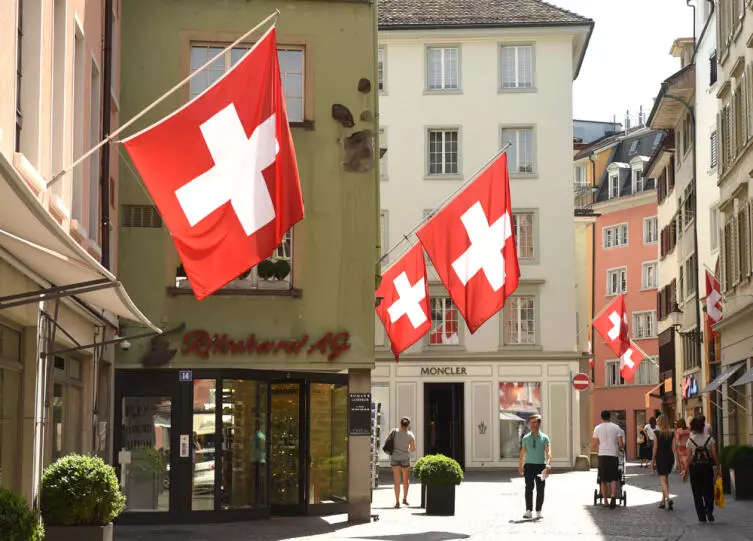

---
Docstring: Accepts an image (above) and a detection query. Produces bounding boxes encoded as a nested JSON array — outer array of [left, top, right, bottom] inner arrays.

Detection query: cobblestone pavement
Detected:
[[115, 462, 753, 541]]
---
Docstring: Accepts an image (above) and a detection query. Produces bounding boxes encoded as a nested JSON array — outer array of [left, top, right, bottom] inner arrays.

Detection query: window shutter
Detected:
[[720, 107, 727, 174], [740, 205, 751, 280], [720, 219, 728, 292], [748, 64, 753, 139], [742, 78, 749, 145], [732, 216, 741, 286]]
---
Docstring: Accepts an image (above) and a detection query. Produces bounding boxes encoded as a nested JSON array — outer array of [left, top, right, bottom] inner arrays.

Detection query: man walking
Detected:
[[592, 410, 624, 509], [518, 414, 551, 519]]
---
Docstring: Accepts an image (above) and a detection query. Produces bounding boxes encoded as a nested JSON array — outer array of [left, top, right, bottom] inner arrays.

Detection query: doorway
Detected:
[[424, 383, 464, 467]]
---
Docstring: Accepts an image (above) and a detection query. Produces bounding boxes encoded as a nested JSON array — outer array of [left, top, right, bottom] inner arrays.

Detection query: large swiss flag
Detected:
[[416, 154, 520, 333], [375, 244, 431, 361], [123, 28, 303, 300], [592, 294, 630, 356]]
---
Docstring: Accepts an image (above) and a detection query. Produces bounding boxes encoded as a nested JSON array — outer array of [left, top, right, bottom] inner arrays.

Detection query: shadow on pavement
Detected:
[[348, 533, 469, 541]]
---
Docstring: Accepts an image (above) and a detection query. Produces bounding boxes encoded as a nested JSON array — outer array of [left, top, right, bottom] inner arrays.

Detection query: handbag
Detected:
[[714, 477, 726, 508], [637, 432, 645, 445], [382, 429, 396, 455]]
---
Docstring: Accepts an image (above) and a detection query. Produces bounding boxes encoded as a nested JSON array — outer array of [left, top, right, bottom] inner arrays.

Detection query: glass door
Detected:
[[269, 382, 306, 514]]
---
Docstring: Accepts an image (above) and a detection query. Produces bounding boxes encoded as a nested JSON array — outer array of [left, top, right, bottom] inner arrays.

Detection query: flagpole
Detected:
[[376, 142, 512, 267], [626, 339, 659, 367], [46, 10, 281, 188]]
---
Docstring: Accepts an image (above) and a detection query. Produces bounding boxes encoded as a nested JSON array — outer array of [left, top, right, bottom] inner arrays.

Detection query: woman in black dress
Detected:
[[651, 415, 677, 509]]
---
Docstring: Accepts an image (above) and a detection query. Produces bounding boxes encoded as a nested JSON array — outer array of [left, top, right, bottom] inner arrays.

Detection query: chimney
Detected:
[[625, 109, 631, 131], [639, 105, 645, 127]]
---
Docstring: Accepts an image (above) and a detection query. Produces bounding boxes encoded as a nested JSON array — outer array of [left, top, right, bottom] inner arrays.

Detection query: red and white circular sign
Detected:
[[572, 373, 590, 391]]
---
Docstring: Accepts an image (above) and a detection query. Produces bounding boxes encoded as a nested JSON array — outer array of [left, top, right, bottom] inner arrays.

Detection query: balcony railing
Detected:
[[573, 183, 597, 215]]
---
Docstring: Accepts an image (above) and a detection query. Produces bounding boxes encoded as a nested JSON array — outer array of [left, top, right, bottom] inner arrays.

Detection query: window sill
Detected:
[[510, 173, 538, 180], [632, 336, 657, 341], [498, 86, 537, 94], [498, 344, 542, 351], [290, 120, 315, 131], [423, 344, 465, 351], [378, 89, 388, 96], [518, 258, 538, 266], [423, 89, 463, 95], [167, 286, 302, 298], [643, 241, 658, 246], [425, 174, 463, 181], [640, 287, 658, 292]]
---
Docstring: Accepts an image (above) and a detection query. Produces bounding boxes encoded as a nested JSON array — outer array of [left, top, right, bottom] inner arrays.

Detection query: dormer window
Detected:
[[609, 175, 619, 199], [633, 169, 645, 193]]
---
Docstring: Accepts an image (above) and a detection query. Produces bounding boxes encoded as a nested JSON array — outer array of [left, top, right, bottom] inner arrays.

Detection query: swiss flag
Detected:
[[593, 294, 629, 356], [705, 269, 723, 338], [416, 154, 520, 333], [375, 245, 431, 361], [123, 28, 303, 300], [620, 343, 644, 381]]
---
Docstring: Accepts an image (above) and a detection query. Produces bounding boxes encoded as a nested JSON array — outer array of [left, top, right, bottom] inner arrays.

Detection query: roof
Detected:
[[646, 64, 695, 129], [378, 0, 592, 29]]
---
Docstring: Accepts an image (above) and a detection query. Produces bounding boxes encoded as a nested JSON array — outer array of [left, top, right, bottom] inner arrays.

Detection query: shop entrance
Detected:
[[114, 369, 348, 524], [424, 382, 464, 467]]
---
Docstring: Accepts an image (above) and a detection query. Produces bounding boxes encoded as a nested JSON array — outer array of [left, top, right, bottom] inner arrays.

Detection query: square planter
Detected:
[[722, 466, 732, 495], [45, 523, 113, 541], [730, 468, 753, 500], [426, 484, 456, 516], [420, 483, 427, 508]]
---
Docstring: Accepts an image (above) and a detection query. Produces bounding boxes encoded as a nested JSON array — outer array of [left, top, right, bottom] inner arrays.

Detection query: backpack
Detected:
[[689, 436, 712, 467]]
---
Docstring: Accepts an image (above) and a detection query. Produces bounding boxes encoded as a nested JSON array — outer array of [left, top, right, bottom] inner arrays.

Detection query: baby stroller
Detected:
[[594, 449, 627, 507]]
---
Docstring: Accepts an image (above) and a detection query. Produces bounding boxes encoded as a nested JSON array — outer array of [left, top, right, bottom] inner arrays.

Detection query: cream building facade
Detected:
[[375, 0, 592, 469]]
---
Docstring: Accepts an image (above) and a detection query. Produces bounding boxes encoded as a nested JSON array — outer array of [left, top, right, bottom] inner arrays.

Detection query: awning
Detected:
[[0, 152, 158, 331], [499, 411, 526, 422], [698, 362, 746, 394], [732, 367, 753, 388]]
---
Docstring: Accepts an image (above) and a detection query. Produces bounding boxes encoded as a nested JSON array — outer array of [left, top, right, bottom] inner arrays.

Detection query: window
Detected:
[[89, 60, 102, 241], [499, 382, 542, 458], [427, 47, 459, 91], [14, 0, 22, 152], [428, 298, 460, 345], [573, 164, 587, 189], [632, 311, 656, 339], [377, 48, 385, 92], [380, 210, 388, 263], [603, 223, 628, 249], [50, 0, 66, 197], [682, 185, 695, 227], [608, 175, 619, 199], [379, 127, 388, 180], [190, 44, 305, 122], [685, 254, 698, 300], [632, 169, 645, 192], [710, 130, 718, 168], [72, 24, 85, 223], [51, 356, 84, 461], [503, 296, 536, 345], [500, 45, 533, 89], [710, 206, 720, 251], [682, 113, 692, 155], [513, 213, 535, 260], [678, 266, 685, 303], [605, 358, 659, 386], [643, 217, 658, 244], [502, 127, 534, 174], [710, 50, 718, 86], [0, 324, 21, 490], [607, 267, 627, 296], [683, 333, 701, 371], [642, 261, 658, 289], [428, 129, 459, 175]]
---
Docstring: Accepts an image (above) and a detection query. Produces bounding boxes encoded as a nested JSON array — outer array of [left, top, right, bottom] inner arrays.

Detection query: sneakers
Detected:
[[523, 511, 532, 519], [535, 511, 543, 519]]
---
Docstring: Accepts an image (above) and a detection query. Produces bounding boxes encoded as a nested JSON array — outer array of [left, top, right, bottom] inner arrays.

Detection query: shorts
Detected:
[[598, 455, 619, 483], [391, 458, 410, 468]]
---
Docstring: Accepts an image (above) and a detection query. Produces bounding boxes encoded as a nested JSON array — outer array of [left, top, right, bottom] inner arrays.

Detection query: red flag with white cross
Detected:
[[705, 269, 723, 338], [592, 294, 630, 357], [619, 343, 644, 381], [416, 153, 520, 333], [375, 244, 431, 361], [123, 28, 303, 300]]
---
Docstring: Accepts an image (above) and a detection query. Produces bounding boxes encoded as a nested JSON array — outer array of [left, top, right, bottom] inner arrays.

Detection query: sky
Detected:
[[551, 0, 694, 123]]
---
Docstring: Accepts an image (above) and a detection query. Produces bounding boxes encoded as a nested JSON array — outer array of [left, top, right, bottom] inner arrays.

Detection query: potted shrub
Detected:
[[257, 259, 276, 280], [41, 454, 126, 541], [0, 487, 44, 541], [420, 454, 463, 516], [126, 447, 167, 510], [728, 444, 753, 500], [718, 444, 738, 495], [413, 455, 429, 508]]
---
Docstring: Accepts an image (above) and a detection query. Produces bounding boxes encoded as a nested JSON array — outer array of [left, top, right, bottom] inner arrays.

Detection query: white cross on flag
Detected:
[[375, 244, 431, 361], [592, 294, 630, 357], [417, 153, 520, 333], [619, 344, 644, 381], [705, 269, 723, 338], [123, 28, 303, 300]]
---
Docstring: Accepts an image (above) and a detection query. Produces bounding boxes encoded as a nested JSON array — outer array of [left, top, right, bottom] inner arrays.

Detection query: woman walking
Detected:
[[385, 416, 416, 508], [674, 418, 691, 473], [640, 417, 656, 467], [651, 415, 676, 509], [683, 415, 721, 523]]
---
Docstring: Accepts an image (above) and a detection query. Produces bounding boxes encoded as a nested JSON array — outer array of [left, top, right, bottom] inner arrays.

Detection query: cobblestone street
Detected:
[[116, 462, 753, 540]]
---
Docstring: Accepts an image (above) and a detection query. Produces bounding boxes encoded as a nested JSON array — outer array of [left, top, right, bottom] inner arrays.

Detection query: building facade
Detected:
[[709, 0, 753, 447], [115, 0, 378, 523], [0, 0, 153, 506], [375, 0, 593, 470]]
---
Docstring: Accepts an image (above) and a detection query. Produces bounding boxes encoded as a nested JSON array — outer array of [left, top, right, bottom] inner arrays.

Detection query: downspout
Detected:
[[100, 0, 113, 270], [588, 153, 597, 458], [373, 0, 381, 291], [691, 0, 716, 64]]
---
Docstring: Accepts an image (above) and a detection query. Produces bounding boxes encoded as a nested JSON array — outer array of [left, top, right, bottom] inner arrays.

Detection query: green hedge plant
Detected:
[[418, 454, 464, 486], [719, 444, 740, 468], [413, 455, 430, 483], [41, 454, 126, 526], [729, 445, 753, 471], [0, 488, 44, 541]]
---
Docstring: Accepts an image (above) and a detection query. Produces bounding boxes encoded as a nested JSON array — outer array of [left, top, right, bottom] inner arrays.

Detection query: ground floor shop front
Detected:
[[115, 368, 359, 524], [371, 357, 582, 470]]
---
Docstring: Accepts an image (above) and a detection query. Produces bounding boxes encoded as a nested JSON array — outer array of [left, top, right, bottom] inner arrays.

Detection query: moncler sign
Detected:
[[420, 366, 468, 376]]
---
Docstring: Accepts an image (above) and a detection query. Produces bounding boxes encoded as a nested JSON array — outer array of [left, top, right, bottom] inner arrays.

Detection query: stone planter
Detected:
[[722, 466, 732, 495], [731, 468, 753, 500], [426, 484, 455, 516], [420, 482, 427, 508], [45, 523, 113, 541]]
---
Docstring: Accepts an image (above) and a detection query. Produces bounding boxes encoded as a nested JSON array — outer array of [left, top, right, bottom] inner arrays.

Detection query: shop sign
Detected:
[[420, 366, 468, 376], [682, 374, 698, 399], [349, 393, 371, 435], [181, 329, 351, 361]]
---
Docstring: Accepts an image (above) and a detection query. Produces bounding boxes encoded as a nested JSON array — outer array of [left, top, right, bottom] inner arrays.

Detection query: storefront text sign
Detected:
[[349, 393, 372, 436], [395, 365, 493, 377], [181, 330, 351, 361]]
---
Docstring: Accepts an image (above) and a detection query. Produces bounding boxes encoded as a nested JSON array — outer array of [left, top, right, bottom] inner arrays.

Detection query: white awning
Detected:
[[732, 368, 753, 388], [0, 152, 158, 331], [699, 362, 746, 394], [499, 411, 526, 422]]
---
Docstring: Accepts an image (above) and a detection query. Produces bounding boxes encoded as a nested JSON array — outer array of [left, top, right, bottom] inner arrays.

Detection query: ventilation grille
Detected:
[[121, 205, 163, 228]]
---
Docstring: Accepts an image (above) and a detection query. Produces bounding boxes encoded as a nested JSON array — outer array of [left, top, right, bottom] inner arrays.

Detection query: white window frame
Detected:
[[500, 44, 534, 90], [684, 254, 698, 300], [632, 168, 645, 193], [379, 127, 388, 180], [642, 260, 658, 290], [710, 205, 721, 252], [501, 126, 536, 176], [606, 266, 627, 296], [426, 46, 460, 91], [603, 223, 628, 249], [632, 310, 657, 339], [605, 357, 659, 386], [426, 296, 463, 347], [573, 163, 587, 189], [608, 175, 620, 199], [427, 128, 460, 176], [513, 212, 536, 261], [643, 216, 658, 244], [503, 295, 537, 345]]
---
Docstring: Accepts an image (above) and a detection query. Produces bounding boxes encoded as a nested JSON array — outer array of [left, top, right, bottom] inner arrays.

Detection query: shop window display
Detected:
[[499, 382, 542, 459]]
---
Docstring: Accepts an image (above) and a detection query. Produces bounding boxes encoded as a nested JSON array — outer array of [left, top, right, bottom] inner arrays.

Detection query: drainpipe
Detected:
[[588, 152, 597, 459], [100, 0, 113, 270]]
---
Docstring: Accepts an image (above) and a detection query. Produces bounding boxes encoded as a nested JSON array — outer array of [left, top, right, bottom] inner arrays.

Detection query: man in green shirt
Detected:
[[517, 414, 551, 519]]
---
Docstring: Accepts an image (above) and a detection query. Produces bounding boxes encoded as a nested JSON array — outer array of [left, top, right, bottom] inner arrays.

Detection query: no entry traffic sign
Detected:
[[572, 372, 590, 391]]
